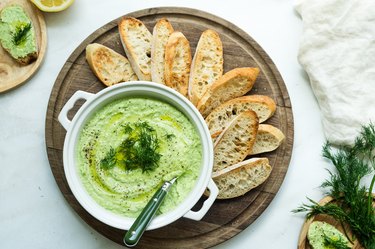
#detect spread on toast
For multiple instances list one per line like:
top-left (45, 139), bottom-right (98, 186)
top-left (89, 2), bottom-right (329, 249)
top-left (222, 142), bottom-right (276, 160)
top-left (0, 4), bottom-right (38, 65)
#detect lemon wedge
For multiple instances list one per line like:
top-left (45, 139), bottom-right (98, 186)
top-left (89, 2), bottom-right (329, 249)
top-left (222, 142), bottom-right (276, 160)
top-left (30, 0), bottom-right (74, 12)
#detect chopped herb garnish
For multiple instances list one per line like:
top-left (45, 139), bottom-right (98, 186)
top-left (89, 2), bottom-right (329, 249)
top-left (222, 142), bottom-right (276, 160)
top-left (121, 121), bottom-right (161, 171)
top-left (122, 123), bottom-right (133, 134)
top-left (100, 121), bottom-right (161, 172)
top-left (12, 22), bottom-right (31, 46)
top-left (165, 133), bottom-right (175, 140)
top-left (293, 124), bottom-right (375, 248)
top-left (323, 232), bottom-right (351, 249)
top-left (100, 147), bottom-right (117, 170)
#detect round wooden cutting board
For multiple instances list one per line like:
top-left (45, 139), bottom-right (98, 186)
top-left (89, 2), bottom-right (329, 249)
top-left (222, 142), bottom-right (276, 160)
top-left (0, 0), bottom-right (47, 93)
top-left (45, 7), bottom-right (294, 248)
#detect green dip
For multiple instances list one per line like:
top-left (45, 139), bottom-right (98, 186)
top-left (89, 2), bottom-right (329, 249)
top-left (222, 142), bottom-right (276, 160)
top-left (76, 97), bottom-right (202, 217)
top-left (308, 221), bottom-right (351, 249)
top-left (0, 5), bottom-right (37, 61)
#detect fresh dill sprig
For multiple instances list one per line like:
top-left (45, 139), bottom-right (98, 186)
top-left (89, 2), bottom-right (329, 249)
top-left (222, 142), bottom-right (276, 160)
top-left (293, 124), bottom-right (375, 249)
top-left (12, 22), bottom-right (31, 46)
top-left (121, 121), bottom-right (161, 172)
top-left (100, 121), bottom-right (161, 172)
top-left (122, 123), bottom-right (133, 134)
top-left (100, 147), bottom-right (117, 170)
top-left (323, 232), bottom-right (351, 249)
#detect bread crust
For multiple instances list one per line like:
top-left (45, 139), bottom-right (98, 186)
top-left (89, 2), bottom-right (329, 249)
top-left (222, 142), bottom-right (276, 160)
top-left (151, 18), bottom-right (174, 84)
top-left (164, 31), bottom-right (192, 97)
top-left (86, 43), bottom-right (138, 86)
top-left (197, 67), bottom-right (260, 117)
top-left (188, 29), bottom-right (223, 105)
top-left (250, 124), bottom-right (285, 155)
top-left (17, 51), bottom-right (38, 65)
top-left (118, 17), bottom-right (152, 81)
top-left (205, 94), bottom-right (276, 137)
top-left (212, 158), bottom-right (272, 199)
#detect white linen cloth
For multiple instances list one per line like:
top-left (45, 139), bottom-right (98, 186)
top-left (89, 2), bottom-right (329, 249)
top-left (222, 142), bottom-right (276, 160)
top-left (295, 0), bottom-right (375, 145)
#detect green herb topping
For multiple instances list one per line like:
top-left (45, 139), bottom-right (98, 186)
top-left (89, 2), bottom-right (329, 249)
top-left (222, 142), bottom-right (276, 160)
top-left (323, 232), bottom-right (351, 249)
top-left (165, 133), bottom-right (175, 140)
top-left (12, 22), bottom-right (31, 46)
top-left (100, 147), bottom-right (117, 170)
top-left (293, 124), bottom-right (375, 248)
top-left (100, 121), bottom-right (161, 172)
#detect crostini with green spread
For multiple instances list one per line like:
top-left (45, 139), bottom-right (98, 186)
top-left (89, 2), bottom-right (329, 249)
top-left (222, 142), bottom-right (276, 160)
top-left (0, 4), bottom-right (38, 65)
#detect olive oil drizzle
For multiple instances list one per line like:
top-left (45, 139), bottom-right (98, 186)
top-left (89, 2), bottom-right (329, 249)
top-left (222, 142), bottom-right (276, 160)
top-left (100, 121), bottom-right (161, 172)
top-left (84, 136), bottom-right (115, 193)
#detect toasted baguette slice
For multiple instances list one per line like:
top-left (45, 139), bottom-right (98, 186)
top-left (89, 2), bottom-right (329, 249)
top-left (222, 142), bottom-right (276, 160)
top-left (188, 29), bottom-right (223, 105)
top-left (250, 124), bottom-right (285, 155)
top-left (164, 31), bottom-right (192, 97)
top-left (85, 43), bottom-right (138, 86)
top-left (0, 5), bottom-right (38, 65)
top-left (205, 95), bottom-right (276, 137)
top-left (197, 67), bottom-right (260, 117)
top-left (211, 124), bottom-right (285, 152)
top-left (212, 158), bottom-right (272, 199)
top-left (118, 17), bottom-right (152, 81)
top-left (213, 110), bottom-right (259, 173)
top-left (151, 18), bottom-right (174, 84)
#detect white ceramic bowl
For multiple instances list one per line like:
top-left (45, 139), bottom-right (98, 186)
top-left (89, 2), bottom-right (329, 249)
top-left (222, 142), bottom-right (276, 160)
top-left (58, 81), bottom-right (218, 230)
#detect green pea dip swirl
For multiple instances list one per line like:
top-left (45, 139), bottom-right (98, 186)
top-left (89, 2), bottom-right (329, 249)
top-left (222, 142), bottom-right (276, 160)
top-left (76, 97), bottom-right (202, 217)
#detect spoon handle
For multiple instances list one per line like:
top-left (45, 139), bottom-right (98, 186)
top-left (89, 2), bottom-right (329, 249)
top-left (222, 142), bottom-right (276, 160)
top-left (123, 180), bottom-right (174, 247)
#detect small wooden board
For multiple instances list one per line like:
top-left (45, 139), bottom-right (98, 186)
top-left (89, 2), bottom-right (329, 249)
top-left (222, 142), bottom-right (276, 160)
top-left (298, 195), bottom-right (374, 249)
top-left (45, 7), bottom-right (294, 248)
top-left (0, 0), bottom-right (47, 93)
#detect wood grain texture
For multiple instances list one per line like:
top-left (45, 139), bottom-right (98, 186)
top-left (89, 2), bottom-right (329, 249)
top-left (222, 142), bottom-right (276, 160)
top-left (298, 195), bottom-right (375, 249)
top-left (45, 7), bottom-right (294, 248)
top-left (0, 0), bottom-right (47, 93)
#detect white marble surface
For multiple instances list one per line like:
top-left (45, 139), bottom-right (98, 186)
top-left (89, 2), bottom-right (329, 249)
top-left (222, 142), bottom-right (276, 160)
top-left (0, 0), bottom-right (331, 248)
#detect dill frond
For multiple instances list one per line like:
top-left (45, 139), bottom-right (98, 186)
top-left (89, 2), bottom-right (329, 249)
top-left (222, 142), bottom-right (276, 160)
top-left (294, 124), bottom-right (375, 248)
top-left (12, 22), bottom-right (31, 45)
top-left (100, 121), bottom-right (161, 172)
top-left (323, 232), bottom-right (351, 249)
top-left (100, 147), bottom-right (117, 170)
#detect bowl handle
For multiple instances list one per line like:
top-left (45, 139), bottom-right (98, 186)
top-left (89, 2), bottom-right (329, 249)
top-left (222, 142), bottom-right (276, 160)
top-left (58, 90), bottom-right (94, 130)
top-left (183, 179), bottom-right (218, 221)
